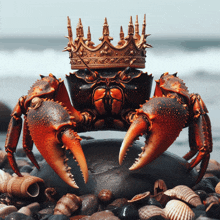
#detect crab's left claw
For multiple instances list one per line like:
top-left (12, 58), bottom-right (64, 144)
top-left (27, 97), bottom-right (88, 189)
top-left (119, 97), bottom-right (189, 170)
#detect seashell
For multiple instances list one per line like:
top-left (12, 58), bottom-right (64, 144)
top-left (154, 179), bottom-right (167, 195)
top-left (127, 191), bottom-right (150, 203)
top-left (54, 193), bottom-right (82, 216)
top-left (165, 199), bottom-right (195, 220)
top-left (164, 185), bottom-right (202, 207)
top-left (98, 189), bottom-right (113, 203)
top-left (0, 204), bottom-right (17, 218)
top-left (215, 181), bottom-right (220, 194)
top-left (89, 210), bottom-right (119, 220)
top-left (0, 173), bottom-right (45, 198)
top-left (138, 205), bottom-right (167, 220)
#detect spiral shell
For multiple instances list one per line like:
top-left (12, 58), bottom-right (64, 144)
top-left (164, 185), bottom-right (202, 207)
top-left (165, 199), bottom-right (195, 220)
top-left (54, 193), bottom-right (82, 216)
top-left (0, 172), bottom-right (45, 198)
top-left (138, 205), bottom-right (167, 220)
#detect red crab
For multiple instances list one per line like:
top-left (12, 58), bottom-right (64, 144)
top-left (4, 16), bottom-right (212, 188)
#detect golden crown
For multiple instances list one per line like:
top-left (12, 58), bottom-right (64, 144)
top-left (63, 15), bottom-right (152, 70)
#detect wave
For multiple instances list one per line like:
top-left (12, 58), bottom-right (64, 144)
top-left (0, 47), bottom-right (220, 78)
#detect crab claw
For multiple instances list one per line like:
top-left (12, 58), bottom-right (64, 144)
top-left (119, 97), bottom-right (189, 170)
top-left (27, 97), bottom-right (88, 188)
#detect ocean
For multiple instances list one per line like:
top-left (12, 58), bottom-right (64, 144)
top-left (0, 37), bottom-right (220, 162)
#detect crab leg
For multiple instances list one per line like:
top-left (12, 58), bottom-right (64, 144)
top-left (23, 116), bottom-right (40, 170)
top-left (184, 94), bottom-right (212, 183)
top-left (5, 101), bottom-right (24, 176)
top-left (119, 97), bottom-right (189, 170)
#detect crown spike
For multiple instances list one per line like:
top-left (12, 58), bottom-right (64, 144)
top-left (103, 17), bottom-right (109, 36)
top-left (86, 26), bottom-right (95, 48)
top-left (135, 15), bottom-right (140, 41)
top-left (116, 26), bottom-right (126, 48)
top-left (99, 17), bottom-right (113, 42)
top-left (128, 16), bottom-right (134, 36)
top-left (76, 18), bottom-right (84, 37)
top-left (141, 14), bottom-right (146, 35)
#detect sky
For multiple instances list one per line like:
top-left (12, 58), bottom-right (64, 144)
top-left (0, 0), bottom-right (220, 39)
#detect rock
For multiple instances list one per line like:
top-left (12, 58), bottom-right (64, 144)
top-left (31, 139), bottom-right (198, 199)
top-left (0, 102), bottom-right (11, 132)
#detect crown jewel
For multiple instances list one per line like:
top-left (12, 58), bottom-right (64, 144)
top-left (63, 15), bottom-right (152, 70)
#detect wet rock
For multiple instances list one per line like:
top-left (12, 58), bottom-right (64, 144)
top-left (48, 214), bottom-right (70, 220)
top-left (117, 204), bottom-right (139, 220)
top-left (20, 165), bottom-right (34, 173)
top-left (78, 194), bottom-right (99, 216)
top-left (106, 198), bottom-right (128, 216)
top-left (31, 139), bottom-right (198, 199)
top-left (0, 102), bottom-right (11, 132)
top-left (4, 212), bottom-right (34, 220)
top-left (193, 179), bottom-right (215, 193)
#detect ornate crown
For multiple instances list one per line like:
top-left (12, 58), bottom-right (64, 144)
top-left (63, 15), bottom-right (152, 70)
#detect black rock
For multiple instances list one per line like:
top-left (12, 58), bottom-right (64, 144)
top-left (0, 102), bottom-right (11, 132)
top-left (31, 139), bottom-right (198, 199)
top-left (117, 204), bottom-right (139, 220)
top-left (4, 212), bottom-right (34, 220)
top-left (48, 215), bottom-right (70, 220)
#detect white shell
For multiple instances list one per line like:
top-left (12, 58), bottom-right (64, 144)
top-left (164, 185), bottom-right (202, 207)
top-left (165, 199), bottom-right (195, 220)
top-left (138, 205), bottom-right (167, 220)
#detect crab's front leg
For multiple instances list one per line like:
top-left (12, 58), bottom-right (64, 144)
top-left (26, 97), bottom-right (88, 188)
top-left (183, 94), bottom-right (212, 183)
top-left (5, 96), bottom-right (40, 176)
top-left (119, 95), bottom-right (189, 170)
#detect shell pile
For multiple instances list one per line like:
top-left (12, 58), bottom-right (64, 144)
top-left (1, 150), bottom-right (220, 220)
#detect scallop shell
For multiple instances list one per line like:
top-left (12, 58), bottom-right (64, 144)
top-left (138, 205), bottom-right (167, 220)
top-left (54, 193), bottom-right (82, 216)
top-left (154, 179), bottom-right (167, 195)
top-left (164, 185), bottom-right (202, 207)
top-left (128, 191), bottom-right (150, 203)
top-left (165, 199), bottom-right (195, 220)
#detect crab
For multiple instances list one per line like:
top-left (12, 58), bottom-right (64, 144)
top-left (4, 16), bottom-right (212, 188)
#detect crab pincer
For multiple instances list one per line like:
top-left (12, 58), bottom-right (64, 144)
top-left (26, 97), bottom-right (88, 188)
top-left (119, 96), bottom-right (189, 171)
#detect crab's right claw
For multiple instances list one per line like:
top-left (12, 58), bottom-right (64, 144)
top-left (119, 97), bottom-right (189, 170)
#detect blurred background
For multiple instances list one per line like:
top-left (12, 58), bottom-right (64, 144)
top-left (0, 0), bottom-right (220, 160)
